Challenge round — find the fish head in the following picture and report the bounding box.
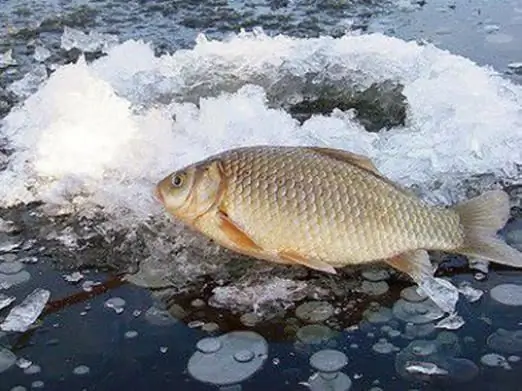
[155,159,224,225]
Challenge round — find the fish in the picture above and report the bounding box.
[155,145,522,306]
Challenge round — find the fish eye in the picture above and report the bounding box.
[171,173,185,188]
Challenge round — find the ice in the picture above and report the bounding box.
[63,271,83,283]
[457,281,483,303]
[7,65,48,99]
[1,30,522,306]
[418,277,459,314]
[435,313,465,330]
[0,288,50,332]
[0,348,16,373]
[1,31,522,218]
[61,26,119,53]
[490,284,522,306]
[33,46,51,63]
[295,301,334,323]
[0,294,16,310]
[0,49,16,69]
[209,277,308,315]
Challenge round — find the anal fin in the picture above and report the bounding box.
[385,250,434,283]
[279,250,337,274]
[385,250,459,314]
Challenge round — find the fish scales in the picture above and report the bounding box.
[216,147,463,266]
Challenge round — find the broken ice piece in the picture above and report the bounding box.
[458,282,483,303]
[0,49,16,69]
[0,288,50,332]
[508,62,522,74]
[60,26,118,53]
[417,277,459,314]
[16,357,32,369]
[0,294,15,311]
[435,313,465,330]
[63,272,84,283]
[81,280,101,292]
[33,46,51,62]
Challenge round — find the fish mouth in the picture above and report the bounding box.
[154,185,164,204]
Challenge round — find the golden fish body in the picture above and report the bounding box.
[156,145,522,282]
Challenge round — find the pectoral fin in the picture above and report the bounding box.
[279,250,337,274]
[217,210,264,254]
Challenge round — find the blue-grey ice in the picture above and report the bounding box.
[0,288,50,332]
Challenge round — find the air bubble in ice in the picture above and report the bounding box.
[490,284,522,306]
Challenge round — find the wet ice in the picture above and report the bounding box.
[0,288,50,332]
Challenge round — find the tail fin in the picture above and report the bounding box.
[452,190,522,268]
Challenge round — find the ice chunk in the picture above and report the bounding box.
[0,294,16,310]
[0,288,50,332]
[63,271,84,283]
[33,46,51,62]
[0,271,31,290]
[61,26,119,53]
[0,49,16,69]
[435,313,465,330]
[7,65,48,99]
[0,261,24,274]
[210,277,308,315]
[418,277,459,314]
[457,281,483,303]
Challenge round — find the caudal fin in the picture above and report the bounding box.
[452,190,522,268]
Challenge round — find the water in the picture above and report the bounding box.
[1,0,522,390]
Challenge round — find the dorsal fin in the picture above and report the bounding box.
[308,146,418,199]
[308,147,382,176]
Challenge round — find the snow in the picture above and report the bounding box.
[1,28,522,312]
